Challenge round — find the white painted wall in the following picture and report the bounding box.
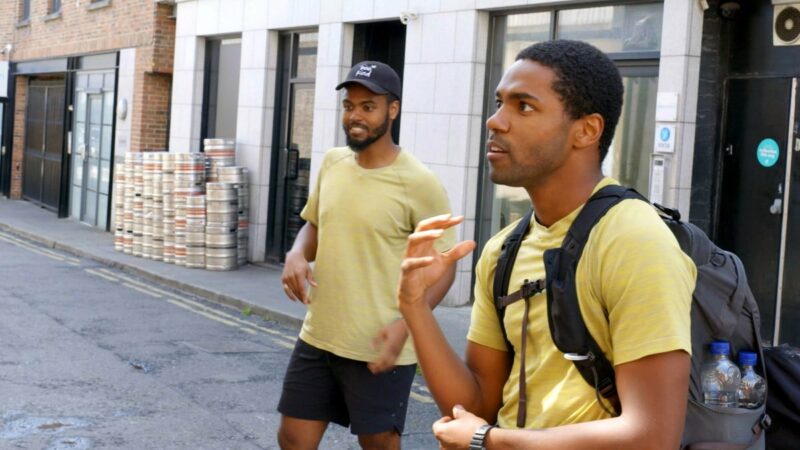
[171,0,702,305]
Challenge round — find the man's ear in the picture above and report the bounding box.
[573,113,604,148]
[389,99,400,120]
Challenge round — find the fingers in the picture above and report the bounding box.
[400,256,435,273]
[282,281,298,301]
[306,271,318,288]
[452,404,466,418]
[415,214,465,233]
[441,240,477,265]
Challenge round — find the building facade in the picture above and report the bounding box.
[0,0,175,229]
[1,0,797,345]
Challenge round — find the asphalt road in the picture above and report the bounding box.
[0,230,441,449]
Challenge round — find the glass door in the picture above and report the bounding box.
[71,71,114,228]
[266,30,318,263]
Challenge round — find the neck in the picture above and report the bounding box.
[354,134,399,169]
[526,162,603,228]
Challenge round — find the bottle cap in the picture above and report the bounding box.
[710,340,730,355]
[738,350,757,366]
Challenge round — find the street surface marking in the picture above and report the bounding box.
[88,266,438,402]
[85,268,120,283]
[97,268,296,343]
[0,231,80,265]
[123,282,162,298]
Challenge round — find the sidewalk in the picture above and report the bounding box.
[0,198,472,357]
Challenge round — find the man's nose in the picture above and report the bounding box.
[486,107,509,134]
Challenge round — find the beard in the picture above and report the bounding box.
[344,113,391,152]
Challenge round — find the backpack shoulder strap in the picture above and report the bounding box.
[492,210,533,352]
[544,184,645,413]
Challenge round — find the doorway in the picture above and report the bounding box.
[266,30,318,263]
[0,98,8,197]
[22,78,66,211]
[70,71,115,229]
[718,77,800,345]
[352,21,406,144]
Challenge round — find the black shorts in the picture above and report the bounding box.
[277,339,416,435]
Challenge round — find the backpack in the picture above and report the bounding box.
[762,344,800,449]
[493,184,770,449]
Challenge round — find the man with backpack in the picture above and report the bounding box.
[396,40,697,449]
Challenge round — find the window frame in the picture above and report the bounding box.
[474,1,664,276]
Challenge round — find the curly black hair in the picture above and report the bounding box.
[516,40,623,163]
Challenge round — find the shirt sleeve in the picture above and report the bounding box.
[589,200,695,366]
[411,172,456,253]
[467,239,510,352]
[300,153,325,226]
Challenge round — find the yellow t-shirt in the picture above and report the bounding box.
[300,147,455,365]
[468,178,696,429]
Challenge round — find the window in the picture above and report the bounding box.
[20,0,31,21]
[201,37,242,145]
[476,3,663,249]
[50,0,61,14]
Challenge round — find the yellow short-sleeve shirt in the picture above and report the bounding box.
[300,147,455,365]
[468,178,696,428]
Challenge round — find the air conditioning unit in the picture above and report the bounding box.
[773,3,800,46]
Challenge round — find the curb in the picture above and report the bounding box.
[0,222,304,331]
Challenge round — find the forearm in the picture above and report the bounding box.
[288,222,317,262]
[401,302,485,416]
[485,415,672,450]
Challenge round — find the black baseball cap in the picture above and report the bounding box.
[335,61,402,100]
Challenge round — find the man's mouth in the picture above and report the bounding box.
[486,139,508,154]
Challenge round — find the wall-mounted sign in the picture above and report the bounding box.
[656,92,679,122]
[756,138,780,167]
[654,123,676,153]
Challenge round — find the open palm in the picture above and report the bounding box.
[398,214,476,307]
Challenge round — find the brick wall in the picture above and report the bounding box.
[10,76,27,199]
[8,1,167,70]
[3,1,176,198]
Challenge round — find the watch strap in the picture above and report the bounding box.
[468,423,495,450]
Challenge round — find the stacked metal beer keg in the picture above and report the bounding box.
[237,169,249,266]
[142,153,157,259]
[174,153,206,268]
[218,166,249,266]
[204,139,236,182]
[162,153,175,263]
[150,152,165,261]
[205,183,239,270]
[122,154,136,254]
[132,154,145,257]
[113,163,126,252]
[113,147,250,271]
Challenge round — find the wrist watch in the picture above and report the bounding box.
[469,423,495,450]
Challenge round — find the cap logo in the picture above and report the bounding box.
[355,64,377,78]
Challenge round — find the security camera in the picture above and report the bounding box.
[399,10,418,25]
[720,1,741,19]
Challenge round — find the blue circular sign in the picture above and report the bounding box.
[660,127,671,141]
[756,138,780,168]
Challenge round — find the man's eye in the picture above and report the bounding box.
[495,100,502,109]
[364,106,374,112]
[520,103,534,112]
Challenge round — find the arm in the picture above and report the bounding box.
[281,222,318,304]
[396,215,510,420]
[433,350,690,450]
[367,240,458,374]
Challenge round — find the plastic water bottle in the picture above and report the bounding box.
[737,351,766,409]
[701,340,741,407]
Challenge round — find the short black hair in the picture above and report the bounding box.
[516,40,623,163]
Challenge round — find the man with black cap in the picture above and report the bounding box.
[277,61,457,449]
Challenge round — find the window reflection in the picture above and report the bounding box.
[557,4,663,53]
